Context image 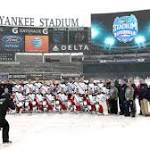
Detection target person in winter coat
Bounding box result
[124,82,135,117]
[139,80,150,116]
[117,80,127,115]
[109,82,118,114]
[0,88,15,144]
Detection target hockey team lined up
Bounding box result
[1,77,150,117]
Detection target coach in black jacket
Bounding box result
[0,88,15,144]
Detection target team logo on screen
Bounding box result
[113,14,138,43]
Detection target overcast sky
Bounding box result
[0,0,150,26]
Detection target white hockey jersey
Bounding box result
[40,85,49,95]
[24,84,34,94]
[96,94,107,102]
[58,93,67,102]
[35,94,43,102]
[14,92,25,102]
[45,94,55,102]
[27,93,35,101]
[13,85,24,93]
[34,82,42,94]
[74,82,87,94]
[88,95,96,104]
[74,94,83,103]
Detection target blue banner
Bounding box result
[0,35,24,52]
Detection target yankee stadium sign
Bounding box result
[0,16,79,28]
[113,14,138,43]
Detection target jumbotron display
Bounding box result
[91,9,150,54]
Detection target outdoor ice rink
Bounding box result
[0,113,150,150]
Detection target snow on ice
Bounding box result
[0,113,150,150]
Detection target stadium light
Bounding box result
[104,37,115,48]
[135,35,145,45]
[91,25,101,39]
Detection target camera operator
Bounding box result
[0,88,15,144]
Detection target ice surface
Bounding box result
[0,113,150,150]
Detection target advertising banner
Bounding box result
[51,44,90,52]
[11,27,48,35]
[0,35,24,52]
[49,27,90,53]
[25,35,49,53]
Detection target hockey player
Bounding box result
[12,81,24,93]
[14,90,25,113]
[60,80,67,94]
[40,82,50,111]
[54,95,62,112]
[12,81,24,113]
[87,91,97,113]
[74,78,87,95]
[96,89,108,115]
[88,79,95,94]
[24,80,35,95]
[40,81,48,96]
[26,91,36,112]
[52,81,62,112]
[52,80,61,96]
[58,90,68,112]
[82,93,93,112]
[45,91,55,112]
[68,93,76,112]
[74,92,83,112]
[33,79,42,94]
[35,91,44,112]
[66,78,75,94]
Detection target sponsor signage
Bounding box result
[51,44,89,52]
[25,35,49,53]
[11,27,48,35]
[0,35,24,51]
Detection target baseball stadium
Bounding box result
[0,5,150,150]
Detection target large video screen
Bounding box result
[91,9,150,54]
